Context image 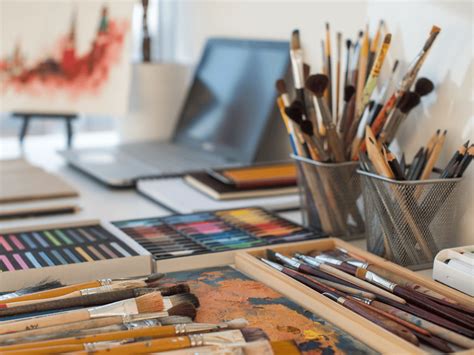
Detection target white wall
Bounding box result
[169,0,473,245]
[366,1,473,245]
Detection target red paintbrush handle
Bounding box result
[341,298,419,346]
[394,286,474,330]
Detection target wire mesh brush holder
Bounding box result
[359,170,463,270]
[293,155,365,239]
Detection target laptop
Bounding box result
[61,38,291,187]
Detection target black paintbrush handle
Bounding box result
[298,264,363,290]
[0,289,136,317]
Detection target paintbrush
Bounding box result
[357,33,391,120]
[285,101,312,158]
[290,29,306,111]
[313,252,470,326]
[344,39,352,90]
[414,77,434,98]
[355,26,370,118]
[266,250,359,288]
[352,298,453,353]
[70,328,269,355]
[0,281,63,302]
[0,274,164,305]
[380,91,421,144]
[368,60,399,126]
[357,298,474,349]
[293,253,406,303]
[367,20,384,74]
[0,319,249,352]
[354,268,474,328]
[0,303,197,345]
[312,277,376,299]
[260,259,418,345]
[341,253,474,314]
[0,286,194,317]
[1,280,150,308]
[325,23,333,114]
[276,95,299,155]
[298,120,330,162]
[335,32,342,122]
[350,102,375,159]
[337,85,356,136]
[306,74,345,161]
[0,292,166,335]
[154,339,302,355]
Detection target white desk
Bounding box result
[0,131,432,278]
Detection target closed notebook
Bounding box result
[185,172,297,200]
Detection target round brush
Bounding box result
[337,85,356,135]
[414,77,434,97]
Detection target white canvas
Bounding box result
[0,0,134,116]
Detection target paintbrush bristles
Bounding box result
[305,74,329,97]
[414,78,434,97]
[291,29,301,50]
[167,303,197,319]
[136,292,164,313]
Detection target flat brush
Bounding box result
[0,284,190,317]
[306,74,345,161]
[0,319,249,352]
[73,328,268,355]
[290,29,306,112]
[0,303,197,345]
[0,292,165,335]
[0,273,164,305]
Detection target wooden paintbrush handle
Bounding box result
[394,286,474,329]
[0,309,90,334]
[91,336,192,354]
[341,298,418,345]
[0,289,136,317]
[0,325,177,352]
[0,316,123,345]
[2,281,102,304]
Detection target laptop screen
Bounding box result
[173,38,290,163]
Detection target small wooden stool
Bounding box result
[12,112,78,148]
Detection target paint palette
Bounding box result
[113,207,324,260]
[0,221,152,292]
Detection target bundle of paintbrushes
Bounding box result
[275,23,441,238]
[261,248,474,353]
[0,275,303,354]
[358,127,472,267]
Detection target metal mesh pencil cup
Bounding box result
[292,155,365,239]
[359,170,463,270]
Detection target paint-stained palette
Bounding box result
[163,266,378,354]
[0,225,138,272]
[114,207,324,260]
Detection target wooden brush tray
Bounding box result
[234,237,472,354]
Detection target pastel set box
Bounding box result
[0,207,324,291]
